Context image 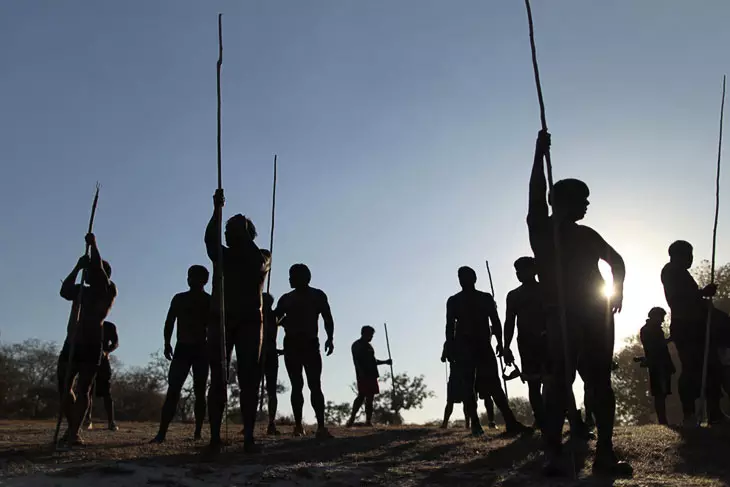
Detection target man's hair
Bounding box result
[102,260,112,278]
[514,256,535,270]
[289,263,312,285]
[648,307,667,321]
[550,178,590,206]
[361,325,375,335]
[668,240,693,258]
[188,265,209,283]
[227,214,257,240]
[458,266,477,286]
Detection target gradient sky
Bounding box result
[1,1,729,424]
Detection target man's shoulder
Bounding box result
[103,321,116,330]
[310,287,328,300]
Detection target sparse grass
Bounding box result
[0,420,728,486]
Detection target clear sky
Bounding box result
[1,1,728,424]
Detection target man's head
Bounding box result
[668,240,693,269]
[289,263,312,289]
[187,265,209,290]
[549,178,590,222]
[225,214,257,247]
[361,325,375,342]
[514,256,536,283]
[648,306,667,324]
[458,266,477,289]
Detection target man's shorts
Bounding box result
[357,377,380,396]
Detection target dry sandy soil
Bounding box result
[0,420,728,486]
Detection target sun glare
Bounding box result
[602,283,615,299]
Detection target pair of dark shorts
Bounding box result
[357,377,380,396]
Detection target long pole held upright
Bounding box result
[215,13,228,439]
[525,0,575,477]
[699,74,726,424]
[485,260,509,399]
[384,323,397,408]
[259,154,278,413]
[53,183,100,448]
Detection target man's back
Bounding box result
[661,262,703,322]
[351,338,377,380]
[173,290,211,344]
[278,287,328,339]
[640,323,672,372]
[102,321,118,353]
[507,282,546,343]
[210,243,270,322]
[64,282,117,346]
[448,290,495,339]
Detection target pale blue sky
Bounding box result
[1,1,728,423]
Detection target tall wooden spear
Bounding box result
[383,323,397,409]
[524,0,575,476]
[53,183,100,448]
[699,75,726,424]
[214,13,229,441]
[259,154,278,413]
[485,260,509,399]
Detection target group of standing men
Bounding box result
[57,189,340,451]
[441,130,730,478]
[55,133,730,479]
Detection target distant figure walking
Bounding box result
[346,326,392,427]
[275,264,335,439]
[151,265,211,443]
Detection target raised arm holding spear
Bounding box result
[205,14,271,453]
[53,184,101,448]
[524,0,631,477]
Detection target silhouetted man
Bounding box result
[661,240,722,426]
[57,233,117,447]
[639,307,675,425]
[528,130,630,476]
[151,265,211,443]
[445,266,527,437]
[275,263,334,438]
[206,190,271,452]
[261,292,283,435]
[85,320,119,431]
[440,341,469,429]
[346,326,392,427]
[503,256,547,429]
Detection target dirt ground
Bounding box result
[0,421,728,486]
